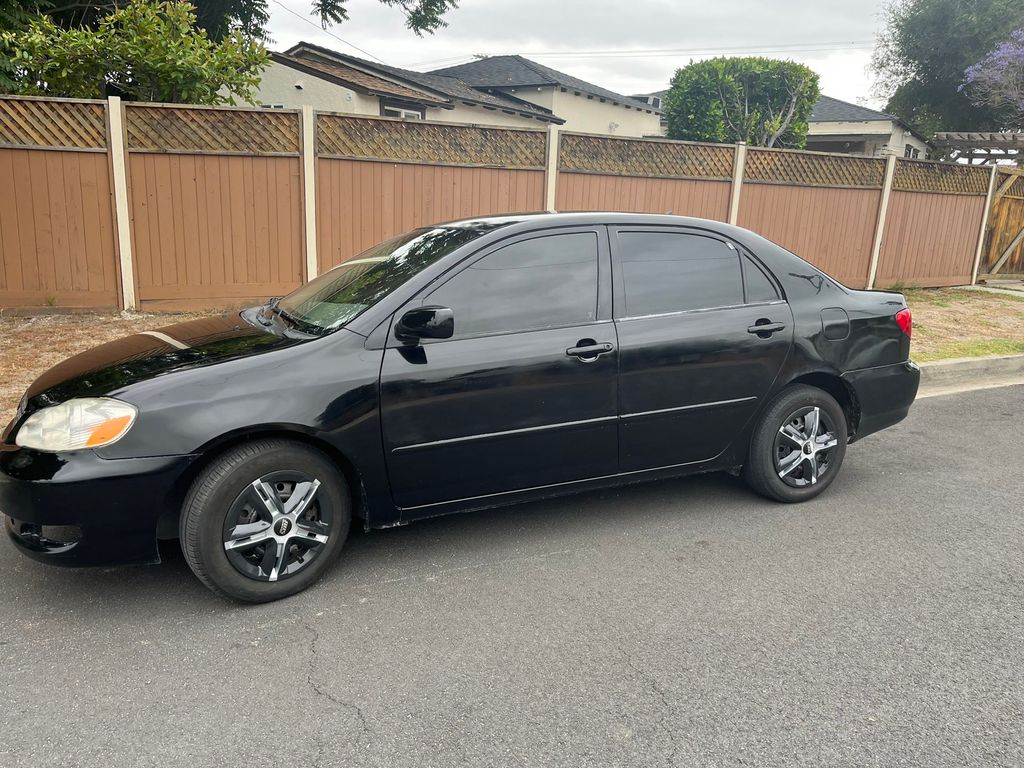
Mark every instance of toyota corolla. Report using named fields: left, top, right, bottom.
left=0, top=213, right=919, bottom=602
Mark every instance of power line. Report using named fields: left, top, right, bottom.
left=269, top=0, right=386, bottom=63
left=519, top=42, right=876, bottom=59
left=408, top=40, right=875, bottom=69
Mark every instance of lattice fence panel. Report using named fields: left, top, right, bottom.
left=997, top=170, right=1024, bottom=199
left=745, top=149, right=885, bottom=189
left=0, top=97, right=107, bottom=150
left=893, top=159, right=990, bottom=195
left=126, top=105, right=300, bottom=154
left=558, top=133, right=734, bottom=179
left=317, top=114, right=546, bottom=169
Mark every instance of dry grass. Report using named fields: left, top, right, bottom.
left=2, top=287, right=1023, bottom=427
left=904, top=288, right=1024, bottom=362
left=1, top=311, right=216, bottom=427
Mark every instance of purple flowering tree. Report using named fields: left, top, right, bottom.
left=963, top=29, right=1024, bottom=127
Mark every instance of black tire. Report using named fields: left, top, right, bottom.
left=743, top=384, right=848, bottom=503
left=180, top=440, right=350, bottom=603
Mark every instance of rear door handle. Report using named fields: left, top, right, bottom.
left=747, top=321, right=786, bottom=336
left=566, top=340, right=615, bottom=362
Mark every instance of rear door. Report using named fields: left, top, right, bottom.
left=611, top=227, right=793, bottom=471
left=379, top=227, right=619, bottom=512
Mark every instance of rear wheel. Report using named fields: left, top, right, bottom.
left=743, top=385, right=847, bottom=502
left=180, top=440, right=350, bottom=602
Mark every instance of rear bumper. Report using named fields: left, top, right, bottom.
left=0, top=446, right=197, bottom=567
left=843, top=360, right=920, bottom=442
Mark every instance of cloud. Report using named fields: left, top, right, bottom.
left=266, top=0, right=887, bottom=104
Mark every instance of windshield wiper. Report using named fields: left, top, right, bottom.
left=255, top=297, right=281, bottom=327
left=272, top=306, right=327, bottom=337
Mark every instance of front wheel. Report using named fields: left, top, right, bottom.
left=743, top=385, right=848, bottom=503
left=180, top=440, right=351, bottom=602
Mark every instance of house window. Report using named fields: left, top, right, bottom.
left=381, top=102, right=424, bottom=120
left=261, top=104, right=285, bottom=109
left=904, top=144, right=920, bottom=159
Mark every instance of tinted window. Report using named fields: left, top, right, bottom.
left=742, top=255, right=779, bottom=303
left=277, top=226, right=498, bottom=332
left=618, top=232, right=743, bottom=316
left=427, top=232, right=599, bottom=338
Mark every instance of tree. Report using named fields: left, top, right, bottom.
left=663, top=57, right=820, bottom=148
left=963, top=29, right=1024, bottom=127
left=873, top=0, right=1024, bottom=134
left=0, top=0, right=461, bottom=41
left=0, top=0, right=268, bottom=103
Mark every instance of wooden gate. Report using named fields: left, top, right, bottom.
left=980, top=168, right=1024, bottom=277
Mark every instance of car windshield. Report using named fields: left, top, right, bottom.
left=275, top=226, right=488, bottom=332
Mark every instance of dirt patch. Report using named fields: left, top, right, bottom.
left=1, top=311, right=218, bottom=427
left=905, top=288, right=1024, bottom=362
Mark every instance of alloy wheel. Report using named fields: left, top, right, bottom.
left=222, top=471, right=333, bottom=582
left=773, top=406, right=840, bottom=488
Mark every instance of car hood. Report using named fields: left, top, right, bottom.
left=20, top=314, right=304, bottom=412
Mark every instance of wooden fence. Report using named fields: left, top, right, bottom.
left=0, top=95, right=1004, bottom=312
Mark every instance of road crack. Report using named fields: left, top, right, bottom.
left=303, top=619, right=371, bottom=766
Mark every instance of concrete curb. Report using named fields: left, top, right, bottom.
left=918, top=354, right=1024, bottom=395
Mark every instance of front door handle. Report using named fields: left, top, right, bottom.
left=747, top=321, right=786, bottom=337
left=566, top=340, right=615, bottom=362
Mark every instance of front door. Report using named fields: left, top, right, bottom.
left=610, top=227, right=793, bottom=471
left=380, top=227, right=618, bottom=512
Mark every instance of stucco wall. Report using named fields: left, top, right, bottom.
left=808, top=119, right=930, bottom=158
left=550, top=90, right=661, bottom=137
left=252, top=61, right=378, bottom=114
left=503, top=86, right=659, bottom=137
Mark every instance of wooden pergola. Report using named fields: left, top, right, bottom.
left=933, top=132, right=1024, bottom=165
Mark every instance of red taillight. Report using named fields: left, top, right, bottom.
left=895, top=307, right=912, bottom=338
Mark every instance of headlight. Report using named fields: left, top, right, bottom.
left=15, top=398, right=137, bottom=453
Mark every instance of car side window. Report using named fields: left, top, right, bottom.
left=426, top=232, right=599, bottom=338
left=617, top=232, right=743, bottom=316
left=742, top=255, right=780, bottom=303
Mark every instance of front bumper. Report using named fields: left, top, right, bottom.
left=843, top=360, right=921, bottom=442
left=0, top=446, right=197, bottom=567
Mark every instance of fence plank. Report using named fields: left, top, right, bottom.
left=316, top=158, right=545, bottom=270
left=0, top=147, right=118, bottom=308
left=876, top=192, right=987, bottom=287
left=128, top=153, right=304, bottom=310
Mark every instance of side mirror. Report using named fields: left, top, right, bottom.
left=395, top=306, right=454, bottom=343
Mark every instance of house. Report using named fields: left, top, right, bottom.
left=429, top=56, right=663, bottom=137
left=253, top=44, right=662, bottom=137
left=257, top=43, right=560, bottom=128
left=631, top=90, right=669, bottom=134
left=806, top=95, right=931, bottom=158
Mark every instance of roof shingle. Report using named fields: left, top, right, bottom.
left=272, top=52, right=447, bottom=105
left=809, top=95, right=895, bottom=123
left=431, top=56, right=658, bottom=112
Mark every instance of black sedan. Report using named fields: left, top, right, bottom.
left=0, top=213, right=919, bottom=602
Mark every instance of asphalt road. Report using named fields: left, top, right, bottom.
left=1, top=385, right=1022, bottom=768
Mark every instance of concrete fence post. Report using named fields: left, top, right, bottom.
left=301, top=104, right=319, bottom=281
left=971, top=164, right=999, bottom=284
left=544, top=124, right=560, bottom=213
left=728, top=142, right=746, bottom=225
left=866, top=154, right=898, bottom=290
left=106, top=96, right=137, bottom=310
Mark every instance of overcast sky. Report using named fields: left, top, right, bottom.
left=265, top=0, right=889, bottom=107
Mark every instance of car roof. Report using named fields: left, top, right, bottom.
left=437, top=211, right=738, bottom=231
left=435, top=211, right=759, bottom=248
